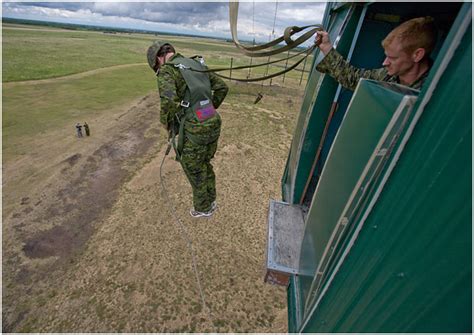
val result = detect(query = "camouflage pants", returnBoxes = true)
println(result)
[180,136,218,212]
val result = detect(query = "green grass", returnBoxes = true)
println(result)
[2,27,155,81]
[2,26,243,82]
[3,64,154,134]
[3,64,155,159]
[3,24,312,83]
[2,23,309,160]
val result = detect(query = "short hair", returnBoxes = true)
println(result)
[382,17,437,56]
[157,43,175,58]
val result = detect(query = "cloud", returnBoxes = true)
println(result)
[2,1,326,42]
[90,2,229,25]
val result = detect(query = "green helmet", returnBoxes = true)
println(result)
[147,40,172,71]
[147,41,162,71]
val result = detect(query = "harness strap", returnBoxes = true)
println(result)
[190,45,313,73]
[180,43,317,83]
[177,113,187,159]
[169,115,181,161]
[229,1,323,57]
[214,44,316,82]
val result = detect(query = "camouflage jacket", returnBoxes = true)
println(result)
[316,48,430,91]
[157,53,229,129]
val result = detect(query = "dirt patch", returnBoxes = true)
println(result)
[2,92,163,331]
[20,95,159,262]
[62,153,81,166]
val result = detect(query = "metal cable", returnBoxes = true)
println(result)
[158,145,213,323]
[271,1,278,38]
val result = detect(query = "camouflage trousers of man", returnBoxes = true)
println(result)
[180,136,218,212]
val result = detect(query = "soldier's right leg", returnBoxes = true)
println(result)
[180,138,213,213]
[205,140,219,205]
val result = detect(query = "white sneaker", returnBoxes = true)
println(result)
[189,208,214,218]
[189,202,217,218]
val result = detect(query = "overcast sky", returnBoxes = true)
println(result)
[2,1,327,42]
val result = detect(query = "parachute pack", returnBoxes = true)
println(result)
[166,55,221,160]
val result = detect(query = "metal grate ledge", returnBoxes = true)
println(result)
[265,200,305,286]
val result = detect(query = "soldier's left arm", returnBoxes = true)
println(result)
[209,72,229,109]
[157,67,181,128]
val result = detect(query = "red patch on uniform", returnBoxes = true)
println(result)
[196,106,216,122]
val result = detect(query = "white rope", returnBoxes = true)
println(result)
[158,147,213,323]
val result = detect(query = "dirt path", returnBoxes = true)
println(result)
[3,63,146,87]
[2,92,165,331]
[2,83,300,332]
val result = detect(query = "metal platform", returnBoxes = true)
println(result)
[265,200,305,286]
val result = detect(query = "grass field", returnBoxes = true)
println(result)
[3,24,310,156]
[3,25,312,82]
[2,23,309,332]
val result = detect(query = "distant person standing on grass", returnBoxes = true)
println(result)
[147,41,228,218]
[76,123,83,138]
[84,122,90,136]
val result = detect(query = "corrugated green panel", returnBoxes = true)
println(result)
[293,6,363,204]
[302,6,472,332]
[287,276,298,331]
[297,80,418,316]
[282,4,361,203]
